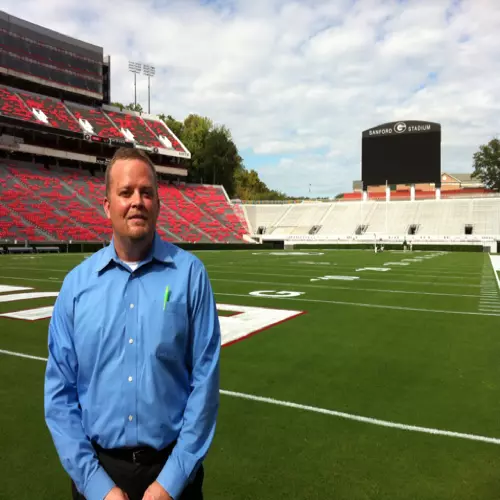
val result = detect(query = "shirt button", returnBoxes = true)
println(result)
[130,303,134,309]
[128,376,133,382]
[129,338,134,344]
[128,415,133,422]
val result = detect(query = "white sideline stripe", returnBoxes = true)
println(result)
[489,254,500,292]
[210,278,482,299]
[215,292,500,317]
[1,348,500,447]
[0,349,48,362]
[220,389,500,446]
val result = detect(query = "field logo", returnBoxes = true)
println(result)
[394,122,407,133]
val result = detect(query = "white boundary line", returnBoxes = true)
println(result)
[208,269,481,289]
[220,390,500,446]
[1,348,500,447]
[489,254,500,292]
[0,348,48,362]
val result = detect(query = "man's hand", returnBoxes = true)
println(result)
[142,481,172,500]
[105,486,130,500]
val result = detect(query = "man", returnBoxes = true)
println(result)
[44,148,221,500]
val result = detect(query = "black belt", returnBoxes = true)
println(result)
[93,441,176,466]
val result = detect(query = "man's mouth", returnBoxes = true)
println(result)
[128,215,147,221]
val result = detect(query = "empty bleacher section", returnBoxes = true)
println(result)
[0,85,40,124]
[105,111,164,148]
[0,160,249,243]
[0,83,190,157]
[16,90,82,133]
[244,198,500,238]
[66,103,124,139]
[182,185,248,239]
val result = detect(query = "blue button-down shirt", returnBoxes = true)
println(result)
[44,233,220,500]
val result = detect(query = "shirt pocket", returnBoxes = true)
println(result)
[154,302,188,361]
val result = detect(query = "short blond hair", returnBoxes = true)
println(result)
[105,148,158,196]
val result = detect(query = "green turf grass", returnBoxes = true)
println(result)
[1,249,500,499]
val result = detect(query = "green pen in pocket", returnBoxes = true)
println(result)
[163,285,170,310]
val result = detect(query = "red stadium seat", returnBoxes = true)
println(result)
[0,85,39,124]
[16,90,81,133]
[105,111,164,148]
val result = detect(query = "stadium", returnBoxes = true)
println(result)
[1,9,500,500]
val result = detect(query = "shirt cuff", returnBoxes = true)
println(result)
[157,457,188,500]
[84,466,116,500]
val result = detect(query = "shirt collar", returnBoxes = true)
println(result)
[95,232,173,274]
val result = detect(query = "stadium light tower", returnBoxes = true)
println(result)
[143,64,156,114]
[128,61,142,108]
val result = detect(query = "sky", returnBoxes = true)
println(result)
[2,0,500,197]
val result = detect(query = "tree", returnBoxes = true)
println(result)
[472,138,500,191]
[158,114,184,139]
[199,126,242,194]
[125,103,143,113]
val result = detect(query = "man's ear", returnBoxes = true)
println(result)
[104,197,111,219]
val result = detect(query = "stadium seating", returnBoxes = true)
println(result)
[145,119,186,154]
[7,163,111,240]
[244,198,500,237]
[159,184,237,242]
[16,90,82,133]
[0,85,39,124]
[0,84,190,155]
[1,163,99,241]
[65,103,124,139]
[182,185,248,239]
[0,161,248,243]
[105,111,164,149]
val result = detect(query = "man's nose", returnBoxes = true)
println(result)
[130,190,144,206]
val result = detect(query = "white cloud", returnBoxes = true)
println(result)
[2,0,500,196]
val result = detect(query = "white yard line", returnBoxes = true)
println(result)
[208,263,482,279]
[215,292,500,317]
[1,347,500,447]
[211,278,482,299]
[0,274,481,299]
[208,270,482,289]
[0,276,63,284]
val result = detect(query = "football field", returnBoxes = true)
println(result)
[1,248,500,499]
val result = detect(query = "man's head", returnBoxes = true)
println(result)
[104,148,160,245]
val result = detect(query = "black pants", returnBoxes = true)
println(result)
[71,446,204,500]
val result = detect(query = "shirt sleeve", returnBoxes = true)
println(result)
[44,275,116,500]
[157,263,221,499]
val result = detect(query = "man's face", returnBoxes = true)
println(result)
[104,158,159,242]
